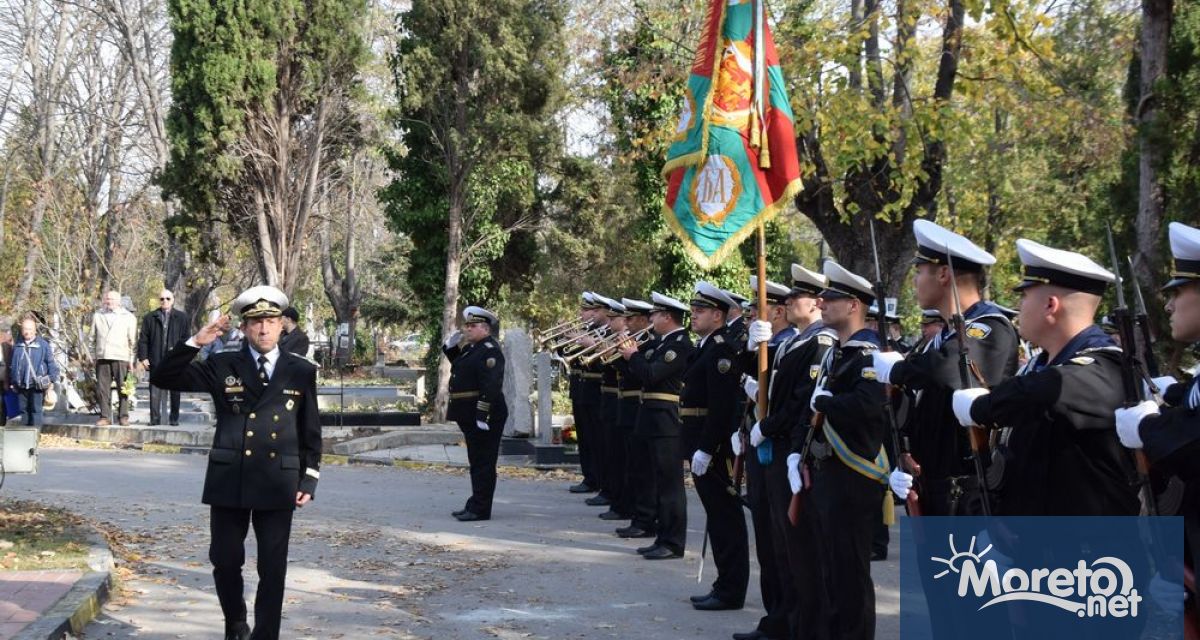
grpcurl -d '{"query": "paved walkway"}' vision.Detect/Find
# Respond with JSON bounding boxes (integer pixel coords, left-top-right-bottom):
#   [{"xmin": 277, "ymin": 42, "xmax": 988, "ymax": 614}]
[
  {"xmin": 0, "ymin": 570, "xmax": 82, "ymax": 639},
  {"xmin": 4, "ymin": 448, "xmax": 900, "ymax": 639}
]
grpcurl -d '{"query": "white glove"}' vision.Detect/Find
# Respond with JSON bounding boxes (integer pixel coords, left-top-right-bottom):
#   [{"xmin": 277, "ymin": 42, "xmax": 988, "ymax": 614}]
[
  {"xmin": 730, "ymin": 431, "xmax": 744, "ymax": 457},
  {"xmin": 872, "ymin": 351, "xmax": 905, "ymax": 385},
  {"xmin": 809, "ymin": 385, "xmax": 831, "ymax": 412},
  {"xmin": 1115, "ymin": 400, "xmax": 1158, "ymax": 449},
  {"xmin": 444, "ymin": 330, "xmax": 463, "ymax": 348},
  {"xmin": 889, "ymin": 468, "xmax": 913, "ymax": 501},
  {"xmin": 951, "ymin": 388, "xmax": 990, "ymax": 427},
  {"xmin": 691, "ymin": 450, "xmax": 712, "ymax": 476},
  {"xmin": 476, "ymin": 420, "xmax": 490, "ymax": 431},
  {"xmin": 1149, "ymin": 571, "xmax": 1187, "ymax": 616},
  {"xmin": 787, "ymin": 453, "xmax": 803, "ymax": 494},
  {"xmin": 747, "ymin": 320, "xmax": 772, "ymax": 351},
  {"xmin": 742, "ymin": 377, "xmax": 759, "ymax": 401},
  {"xmin": 749, "ymin": 421, "xmax": 765, "ymax": 447},
  {"xmin": 1145, "ymin": 375, "xmax": 1179, "ymax": 399}
]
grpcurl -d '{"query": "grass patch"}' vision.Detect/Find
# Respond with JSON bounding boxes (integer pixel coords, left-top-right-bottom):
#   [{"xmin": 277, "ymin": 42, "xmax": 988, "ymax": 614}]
[
  {"xmin": 140, "ymin": 443, "xmax": 181, "ymax": 454},
  {"xmin": 320, "ymin": 454, "xmax": 350, "ymax": 465},
  {"xmin": 0, "ymin": 499, "xmax": 91, "ymax": 571}
]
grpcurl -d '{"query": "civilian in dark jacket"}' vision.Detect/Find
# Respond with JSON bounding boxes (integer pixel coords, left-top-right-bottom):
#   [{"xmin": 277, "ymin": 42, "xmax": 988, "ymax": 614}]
[
  {"xmin": 10, "ymin": 318, "xmax": 59, "ymax": 426},
  {"xmin": 278, "ymin": 307, "xmax": 310, "ymax": 357},
  {"xmin": 137, "ymin": 289, "xmax": 191, "ymax": 425}
]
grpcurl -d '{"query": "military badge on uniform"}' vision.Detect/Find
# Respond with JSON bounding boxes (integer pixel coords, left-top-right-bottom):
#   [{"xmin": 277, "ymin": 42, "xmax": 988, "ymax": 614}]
[
  {"xmin": 486, "ymin": 357, "xmax": 497, "ymax": 368},
  {"xmin": 664, "ymin": 350, "xmax": 677, "ymax": 363},
  {"xmin": 225, "ymin": 375, "xmax": 239, "ymax": 386},
  {"xmin": 717, "ymin": 358, "xmax": 731, "ymax": 373},
  {"xmin": 286, "ymin": 399, "xmax": 295, "ymax": 411},
  {"xmin": 817, "ymin": 334, "xmax": 835, "ymax": 347},
  {"xmin": 862, "ymin": 367, "xmax": 878, "ymax": 380},
  {"xmin": 965, "ymin": 322, "xmax": 992, "ymax": 340},
  {"xmin": 810, "ymin": 365, "xmax": 821, "ymax": 379},
  {"xmin": 1069, "ymin": 356, "xmax": 1095, "ymax": 366}
]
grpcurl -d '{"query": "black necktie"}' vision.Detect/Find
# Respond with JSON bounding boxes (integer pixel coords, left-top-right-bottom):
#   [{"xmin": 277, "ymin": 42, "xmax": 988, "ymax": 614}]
[{"xmin": 257, "ymin": 355, "xmax": 269, "ymax": 385}]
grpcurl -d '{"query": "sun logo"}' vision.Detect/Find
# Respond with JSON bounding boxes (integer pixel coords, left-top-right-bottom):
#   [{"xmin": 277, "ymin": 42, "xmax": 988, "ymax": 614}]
[{"xmin": 930, "ymin": 533, "xmax": 993, "ymax": 580}]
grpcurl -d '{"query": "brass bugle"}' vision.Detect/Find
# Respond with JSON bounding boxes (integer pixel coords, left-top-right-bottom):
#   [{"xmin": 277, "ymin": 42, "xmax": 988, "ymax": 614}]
[
  {"xmin": 579, "ymin": 327, "xmax": 653, "ymax": 366},
  {"xmin": 538, "ymin": 319, "xmax": 589, "ymax": 344},
  {"xmin": 545, "ymin": 326, "xmax": 605, "ymax": 352}
]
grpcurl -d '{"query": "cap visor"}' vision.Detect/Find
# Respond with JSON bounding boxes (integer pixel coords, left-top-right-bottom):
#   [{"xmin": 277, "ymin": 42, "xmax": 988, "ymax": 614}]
[{"xmin": 1161, "ymin": 277, "xmax": 1196, "ymax": 292}]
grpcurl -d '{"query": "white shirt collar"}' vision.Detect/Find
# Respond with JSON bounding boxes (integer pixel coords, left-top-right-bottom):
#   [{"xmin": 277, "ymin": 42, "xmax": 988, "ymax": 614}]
[{"xmin": 247, "ymin": 343, "xmax": 282, "ymax": 378}]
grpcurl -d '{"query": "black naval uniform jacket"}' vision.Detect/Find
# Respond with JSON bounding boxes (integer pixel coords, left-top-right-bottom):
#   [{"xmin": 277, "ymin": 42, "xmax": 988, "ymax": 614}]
[
  {"xmin": 680, "ymin": 325, "xmax": 740, "ymax": 456},
  {"xmin": 151, "ymin": 341, "xmax": 322, "ymax": 510},
  {"xmin": 627, "ymin": 328, "xmax": 694, "ymax": 438},
  {"xmin": 614, "ymin": 337, "xmax": 655, "ymax": 430},
  {"xmin": 807, "ymin": 329, "xmax": 888, "ymax": 465},
  {"xmin": 1141, "ymin": 377, "xmax": 1200, "ymax": 477},
  {"xmin": 966, "ymin": 325, "xmax": 1139, "ymax": 516},
  {"xmin": 754, "ymin": 322, "xmax": 836, "ymax": 452},
  {"xmin": 889, "ymin": 301, "xmax": 1019, "ymax": 485},
  {"xmin": 443, "ymin": 336, "xmax": 508, "ymax": 428}
]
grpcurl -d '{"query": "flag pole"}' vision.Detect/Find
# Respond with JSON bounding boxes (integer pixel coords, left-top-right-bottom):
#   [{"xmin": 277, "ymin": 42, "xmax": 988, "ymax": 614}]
[{"xmin": 756, "ymin": 223, "xmax": 769, "ymax": 416}]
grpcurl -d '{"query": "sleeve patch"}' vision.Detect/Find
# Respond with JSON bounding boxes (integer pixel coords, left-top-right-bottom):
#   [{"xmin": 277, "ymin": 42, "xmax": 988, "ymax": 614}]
[
  {"xmin": 664, "ymin": 350, "xmax": 677, "ymax": 363},
  {"xmin": 486, "ymin": 357, "xmax": 497, "ymax": 368},
  {"xmin": 717, "ymin": 358, "xmax": 731, "ymax": 374},
  {"xmin": 817, "ymin": 335, "xmax": 834, "ymax": 347},
  {"xmin": 861, "ymin": 367, "xmax": 878, "ymax": 380},
  {"xmin": 965, "ymin": 322, "xmax": 992, "ymax": 340},
  {"xmin": 809, "ymin": 365, "xmax": 821, "ymax": 379}
]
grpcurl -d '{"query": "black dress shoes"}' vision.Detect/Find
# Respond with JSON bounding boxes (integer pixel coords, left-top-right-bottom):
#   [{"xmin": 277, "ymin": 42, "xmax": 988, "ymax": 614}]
[
  {"xmin": 871, "ymin": 549, "xmax": 887, "ymax": 561},
  {"xmin": 584, "ymin": 495, "xmax": 611, "ymax": 506},
  {"xmin": 616, "ymin": 526, "xmax": 655, "ymax": 538},
  {"xmin": 690, "ymin": 591, "xmax": 716, "ymax": 604},
  {"xmin": 452, "ymin": 508, "xmax": 468, "ymax": 517},
  {"xmin": 732, "ymin": 631, "xmax": 767, "ymax": 640},
  {"xmin": 692, "ymin": 595, "xmax": 743, "ymax": 611},
  {"xmin": 224, "ymin": 622, "xmax": 251, "ymax": 640},
  {"xmin": 636, "ymin": 543, "xmax": 660, "ymax": 555},
  {"xmin": 598, "ymin": 510, "xmax": 626, "ymax": 520},
  {"xmin": 455, "ymin": 511, "xmax": 490, "ymax": 522},
  {"xmin": 568, "ymin": 482, "xmax": 596, "ymax": 493},
  {"xmin": 642, "ymin": 546, "xmax": 683, "ymax": 560}
]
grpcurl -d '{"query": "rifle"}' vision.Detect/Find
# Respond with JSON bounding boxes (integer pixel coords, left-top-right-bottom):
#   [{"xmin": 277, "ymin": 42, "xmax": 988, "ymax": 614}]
[
  {"xmin": 788, "ymin": 357, "xmax": 832, "ymax": 526},
  {"xmin": 1104, "ymin": 225, "xmax": 1157, "ymax": 516},
  {"xmin": 1127, "ymin": 256, "xmax": 1162, "ymax": 380},
  {"xmin": 944, "ymin": 247, "xmax": 994, "ymax": 516},
  {"xmin": 869, "ymin": 219, "xmax": 921, "ymax": 517}
]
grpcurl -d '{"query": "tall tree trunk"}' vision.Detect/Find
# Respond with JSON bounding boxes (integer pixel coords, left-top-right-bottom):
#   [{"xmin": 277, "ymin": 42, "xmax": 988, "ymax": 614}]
[
  {"xmin": 1134, "ymin": 0, "xmax": 1172, "ymax": 293},
  {"xmin": 435, "ymin": 188, "xmax": 464, "ymax": 423}
]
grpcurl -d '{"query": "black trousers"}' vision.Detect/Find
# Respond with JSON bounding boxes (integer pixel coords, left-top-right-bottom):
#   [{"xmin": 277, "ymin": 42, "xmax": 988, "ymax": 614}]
[
  {"xmin": 95, "ymin": 359, "xmax": 130, "ymax": 421},
  {"xmin": 786, "ymin": 469, "xmax": 831, "ymax": 640},
  {"xmin": 599, "ymin": 392, "xmax": 625, "ymax": 505},
  {"xmin": 650, "ymin": 433, "xmax": 687, "ymax": 553},
  {"xmin": 694, "ymin": 450, "xmax": 749, "ymax": 604},
  {"xmin": 573, "ymin": 397, "xmax": 601, "ymax": 488},
  {"xmin": 148, "ymin": 383, "xmax": 181, "ymax": 424},
  {"xmin": 629, "ymin": 430, "xmax": 658, "ymax": 531},
  {"xmin": 210, "ymin": 506, "xmax": 294, "ymax": 640},
  {"xmin": 457, "ymin": 419, "xmax": 505, "ymax": 517},
  {"xmin": 748, "ymin": 444, "xmax": 791, "ymax": 637},
  {"xmin": 810, "ymin": 459, "xmax": 880, "ymax": 640}
]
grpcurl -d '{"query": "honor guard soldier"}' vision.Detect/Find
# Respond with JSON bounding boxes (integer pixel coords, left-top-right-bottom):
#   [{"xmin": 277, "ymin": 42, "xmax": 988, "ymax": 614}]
[
  {"xmin": 952, "ymin": 240, "xmax": 1139, "ymax": 516},
  {"xmin": 610, "ymin": 298, "xmax": 655, "ymax": 526},
  {"xmin": 150, "ymin": 285, "xmax": 321, "ymax": 640},
  {"xmin": 594, "ymin": 295, "xmax": 630, "ymax": 519},
  {"xmin": 580, "ymin": 294, "xmax": 614, "ymax": 507},
  {"xmin": 793, "ymin": 259, "xmax": 892, "ymax": 640},
  {"xmin": 618, "ymin": 292, "xmax": 693, "ymax": 558},
  {"xmin": 733, "ymin": 266, "xmax": 835, "ymax": 640},
  {"xmin": 443, "ymin": 306, "xmax": 508, "ymax": 521},
  {"xmin": 1117, "ymin": 222, "xmax": 1200, "ymax": 592},
  {"xmin": 877, "ymin": 220, "xmax": 1019, "ymax": 516},
  {"xmin": 567, "ymin": 292, "xmax": 603, "ymax": 494},
  {"xmin": 683, "ymin": 282, "xmax": 749, "ymax": 610}
]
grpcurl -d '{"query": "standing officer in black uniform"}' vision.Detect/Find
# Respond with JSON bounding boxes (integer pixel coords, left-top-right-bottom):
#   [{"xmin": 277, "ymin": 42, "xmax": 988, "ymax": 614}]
[
  {"xmin": 618, "ymin": 292, "xmax": 693, "ymax": 559},
  {"xmin": 616, "ymin": 298, "xmax": 663, "ymax": 540},
  {"xmin": 1117, "ymin": 221, "xmax": 1200, "ymax": 610},
  {"xmin": 608, "ymin": 298, "xmax": 655, "ymax": 524},
  {"xmin": 151, "ymin": 285, "xmax": 321, "ymax": 640},
  {"xmin": 683, "ymin": 282, "xmax": 748, "ymax": 610},
  {"xmin": 443, "ymin": 306, "xmax": 508, "ymax": 522},
  {"xmin": 793, "ymin": 260, "xmax": 891, "ymax": 640},
  {"xmin": 594, "ymin": 295, "xmax": 629, "ymax": 515},
  {"xmin": 952, "ymin": 239, "xmax": 1139, "ymax": 516},
  {"xmin": 876, "ymin": 220, "xmax": 1019, "ymax": 516},
  {"xmin": 567, "ymin": 292, "xmax": 603, "ymax": 494},
  {"xmin": 578, "ymin": 295, "xmax": 613, "ymax": 506}
]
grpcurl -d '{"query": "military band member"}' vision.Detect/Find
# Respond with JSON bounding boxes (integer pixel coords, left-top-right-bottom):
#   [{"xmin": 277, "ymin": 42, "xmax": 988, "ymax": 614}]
[
  {"xmin": 595, "ymin": 295, "xmax": 630, "ymax": 518},
  {"xmin": 682, "ymin": 282, "xmax": 748, "ymax": 610},
  {"xmin": 442, "ymin": 306, "xmax": 508, "ymax": 522},
  {"xmin": 878, "ymin": 220, "xmax": 1019, "ymax": 516},
  {"xmin": 578, "ymin": 296, "xmax": 615, "ymax": 507},
  {"xmin": 618, "ymin": 292, "xmax": 693, "ymax": 558},
  {"xmin": 952, "ymin": 240, "xmax": 1139, "ymax": 516},
  {"xmin": 609, "ymin": 298, "xmax": 655, "ymax": 525},
  {"xmin": 150, "ymin": 286, "xmax": 321, "ymax": 640},
  {"xmin": 792, "ymin": 259, "xmax": 891, "ymax": 640},
  {"xmin": 568, "ymin": 293, "xmax": 605, "ymax": 494},
  {"xmin": 1116, "ymin": 221, "xmax": 1200, "ymax": 594}
]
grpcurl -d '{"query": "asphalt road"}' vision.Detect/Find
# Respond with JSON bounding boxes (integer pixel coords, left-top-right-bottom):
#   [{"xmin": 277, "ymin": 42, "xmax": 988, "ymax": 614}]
[{"xmin": 4, "ymin": 447, "xmax": 899, "ymax": 639}]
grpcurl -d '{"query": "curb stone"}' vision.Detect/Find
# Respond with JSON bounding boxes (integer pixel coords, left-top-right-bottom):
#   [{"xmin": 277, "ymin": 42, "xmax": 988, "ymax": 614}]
[{"xmin": 12, "ymin": 529, "xmax": 115, "ymax": 640}]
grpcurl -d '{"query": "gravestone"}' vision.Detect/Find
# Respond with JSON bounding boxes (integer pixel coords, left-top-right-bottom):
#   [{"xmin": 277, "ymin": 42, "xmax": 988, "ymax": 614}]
[{"xmin": 501, "ymin": 329, "xmax": 533, "ymax": 437}]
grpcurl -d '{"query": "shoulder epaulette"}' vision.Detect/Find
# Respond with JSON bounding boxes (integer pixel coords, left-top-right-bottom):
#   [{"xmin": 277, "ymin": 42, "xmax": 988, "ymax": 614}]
[
  {"xmin": 844, "ymin": 339, "xmax": 879, "ymax": 352},
  {"xmin": 292, "ymin": 353, "xmax": 322, "ymax": 368},
  {"xmin": 713, "ymin": 334, "xmax": 725, "ymax": 344}
]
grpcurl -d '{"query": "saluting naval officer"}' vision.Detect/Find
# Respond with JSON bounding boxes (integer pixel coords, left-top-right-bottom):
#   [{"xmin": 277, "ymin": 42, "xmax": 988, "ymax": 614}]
[
  {"xmin": 951, "ymin": 240, "xmax": 1139, "ymax": 516},
  {"xmin": 1116, "ymin": 221, "xmax": 1200, "ymax": 612},
  {"xmin": 878, "ymin": 220, "xmax": 1019, "ymax": 516},
  {"xmin": 150, "ymin": 286, "xmax": 321, "ymax": 640},
  {"xmin": 683, "ymin": 282, "xmax": 749, "ymax": 611},
  {"xmin": 443, "ymin": 306, "xmax": 508, "ymax": 522},
  {"xmin": 793, "ymin": 259, "xmax": 892, "ymax": 640},
  {"xmin": 618, "ymin": 292, "xmax": 694, "ymax": 558}
]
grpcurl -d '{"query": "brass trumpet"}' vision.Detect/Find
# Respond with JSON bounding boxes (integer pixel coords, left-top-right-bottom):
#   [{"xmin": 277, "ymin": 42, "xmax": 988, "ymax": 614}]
[
  {"xmin": 537, "ymin": 319, "xmax": 590, "ymax": 345},
  {"xmin": 578, "ymin": 327, "xmax": 653, "ymax": 366},
  {"xmin": 545, "ymin": 326, "xmax": 606, "ymax": 352}
]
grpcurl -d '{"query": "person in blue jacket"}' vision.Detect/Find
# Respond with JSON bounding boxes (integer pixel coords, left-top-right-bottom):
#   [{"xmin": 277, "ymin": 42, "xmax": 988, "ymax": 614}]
[{"xmin": 9, "ymin": 317, "xmax": 59, "ymax": 425}]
